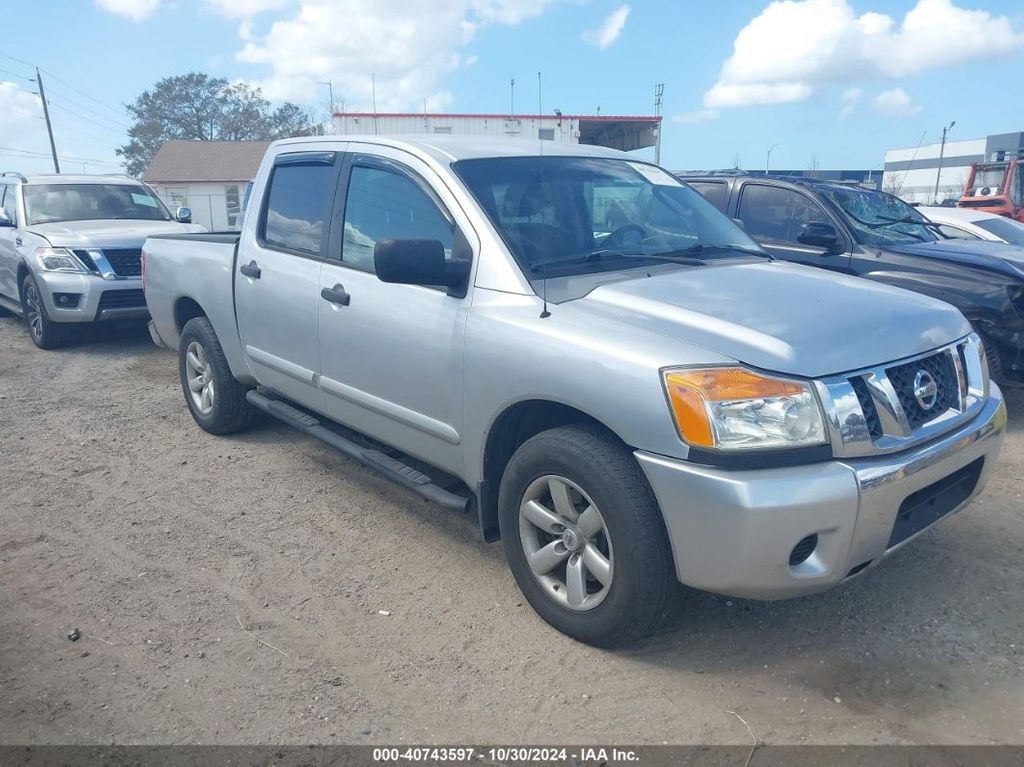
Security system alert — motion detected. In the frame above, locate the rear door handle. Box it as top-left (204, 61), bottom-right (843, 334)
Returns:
top-left (240, 260), bottom-right (261, 279)
top-left (320, 284), bottom-right (350, 306)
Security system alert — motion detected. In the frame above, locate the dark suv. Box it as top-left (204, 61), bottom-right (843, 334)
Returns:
top-left (681, 173), bottom-right (1024, 383)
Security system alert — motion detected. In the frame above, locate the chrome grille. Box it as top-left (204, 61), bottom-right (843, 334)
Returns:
top-left (885, 350), bottom-right (959, 430)
top-left (817, 334), bottom-right (988, 458)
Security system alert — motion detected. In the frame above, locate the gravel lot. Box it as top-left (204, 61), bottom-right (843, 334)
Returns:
top-left (0, 313), bottom-right (1022, 746)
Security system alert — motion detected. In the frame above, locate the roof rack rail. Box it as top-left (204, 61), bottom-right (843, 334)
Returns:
top-left (1, 171), bottom-right (27, 181)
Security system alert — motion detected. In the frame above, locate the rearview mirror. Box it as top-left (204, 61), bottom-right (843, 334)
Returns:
top-left (374, 238), bottom-right (469, 297)
top-left (797, 221), bottom-right (839, 249)
top-left (175, 206), bottom-right (192, 224)
top-left (0, 209), bottom-right (13, 227)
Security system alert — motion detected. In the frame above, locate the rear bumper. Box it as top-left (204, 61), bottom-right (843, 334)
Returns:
top-left (636, 385), bottom-right (1006, 600)
top-left (35, 271), bottom-right (148, 323)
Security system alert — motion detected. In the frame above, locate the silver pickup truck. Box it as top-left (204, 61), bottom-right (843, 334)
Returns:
top-left (143, 136), bottom-right (1006, 647)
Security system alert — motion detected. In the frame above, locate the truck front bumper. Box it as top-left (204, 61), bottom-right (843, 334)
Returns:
top-left (636, 385), bottom-right (1006, 600)
top-left (36, 271), bottom-right (148, 324)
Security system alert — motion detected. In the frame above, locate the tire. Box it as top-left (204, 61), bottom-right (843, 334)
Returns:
top-left (178, 316), bottom-right (255, 434)
top-left (20, 273), bottom-right (76, 350)
top-left (498, 424), bottom-right (678, 648)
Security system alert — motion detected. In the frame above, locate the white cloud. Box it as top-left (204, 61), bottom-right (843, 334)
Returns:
top-left (94, 0), bottom-right (160, 21)
top-left (839, 87), bottom-right (861, 118)
top-left (873, 87), bottom-right (921, 116)
top-left (702, 0), bottom-right (1024, 109)
top-left (582, 5), bottom-right (630, 50)
top-left (234, 0), bottom-right (555, 110)
top-left (674, 109), bottom-right (719, 125)
top-left (0, 82), bottom-right (43, 149)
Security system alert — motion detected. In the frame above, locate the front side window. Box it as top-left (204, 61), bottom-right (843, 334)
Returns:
top-left (262, 159), bottom-right (337, 256)
top-left (736, 184), bottom-right (828, 244)
top-left (454, 156), bottom-right (762, 278)
top-left (342, 164), bottom-right (454, 274)
top-left (23, 183), bottom-right (171, 225)
top-left (937, 224), bottom-right (979, 240)
top-left (817, 185), bottom-right (938, 246)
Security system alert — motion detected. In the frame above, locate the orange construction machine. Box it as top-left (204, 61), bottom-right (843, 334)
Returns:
top-left (959, 158), bottom-right (1024, 222)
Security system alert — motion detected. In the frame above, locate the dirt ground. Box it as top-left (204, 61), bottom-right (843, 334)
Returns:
top-left (0, 313), bottom-right (1022, 747)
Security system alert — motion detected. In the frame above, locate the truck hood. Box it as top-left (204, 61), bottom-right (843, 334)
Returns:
top-left (885, 239), bottom-right (1024, 280)
top-left (567, 260), bottom-right (970, 378)
top-left (27, 219), bottom-right (205, 248)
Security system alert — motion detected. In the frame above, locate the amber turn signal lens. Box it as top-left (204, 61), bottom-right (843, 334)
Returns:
top-left (663, 368), bottom-right (809, 448)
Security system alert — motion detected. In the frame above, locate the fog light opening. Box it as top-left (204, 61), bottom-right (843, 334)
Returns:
top-left (789, 534), bottom-right (818, 567)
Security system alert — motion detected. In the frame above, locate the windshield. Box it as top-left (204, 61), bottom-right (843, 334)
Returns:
top-left (976, 216), bottom-right (1024, 246)
top-left (968, 167), bottom-right (1007, 196)
top-left (818, 186), bottom-right (939, 245)
top-left (24, 183), bottom-right (171, 225)
top-left (452, 156), bottom-right (763, 277)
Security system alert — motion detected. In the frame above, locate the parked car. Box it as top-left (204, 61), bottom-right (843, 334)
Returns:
top-left (144, 137), bottom-right (1005, 646)
top-left (918, 205), bottom-right (1024, 246)
top-left (682, 173), bottom-right (1024, 383)
top-left (0, 172), bottom-right (203, 349)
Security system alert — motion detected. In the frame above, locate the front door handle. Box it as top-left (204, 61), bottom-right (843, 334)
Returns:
top-left (321, 284), bottom-right (350, 306)
top-left (240, 260), bottom-right (261, 279)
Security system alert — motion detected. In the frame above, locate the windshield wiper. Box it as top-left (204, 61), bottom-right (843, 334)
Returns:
top-left (530, 248), bottom-right (707, 274)
top-left (844, 211), bottom-right (930, 241)
top-left (660, 243), bottom-right (772, 260)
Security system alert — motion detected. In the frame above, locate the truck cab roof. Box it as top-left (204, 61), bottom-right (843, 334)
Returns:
top-left (269, 134), bottom-right (633, 165)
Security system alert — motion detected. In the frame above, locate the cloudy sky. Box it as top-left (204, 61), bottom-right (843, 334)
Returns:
top-left (1, 0), bottom-right (1022, 175)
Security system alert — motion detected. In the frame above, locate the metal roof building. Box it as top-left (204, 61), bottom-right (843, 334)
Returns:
top-left (332, 112), bottom-right (663, 159)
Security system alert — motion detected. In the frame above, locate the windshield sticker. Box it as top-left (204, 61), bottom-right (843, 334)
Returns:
top-left (132, 193), bottom-right (158, 207)
top-left (627, 162), bottom-right (682, 187)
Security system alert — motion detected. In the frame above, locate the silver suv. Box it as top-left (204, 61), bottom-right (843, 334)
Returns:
top-left (0, 172), bottom-right (202, 349)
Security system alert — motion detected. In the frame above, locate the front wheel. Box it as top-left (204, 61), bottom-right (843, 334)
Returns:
top-left (178, 316), bottom-right (255, 434)
top-left (20, 273), bottom-right (75, 350)
top-left (498, 424), bottom-right (679, 647)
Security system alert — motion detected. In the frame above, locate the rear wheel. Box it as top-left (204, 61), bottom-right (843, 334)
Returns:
top-left (178, 316), bottom-right (255, 434)
top-left (498, 424), bottom-right (678, 647)
top-left (20, 273), bottom-right (75, 350)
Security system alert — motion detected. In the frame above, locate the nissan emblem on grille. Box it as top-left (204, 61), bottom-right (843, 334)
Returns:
top-left (913, 369), bottom-right (939, 411)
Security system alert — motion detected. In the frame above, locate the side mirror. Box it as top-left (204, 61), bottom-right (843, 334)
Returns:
top-left (374, 238), bottom-right (469, 297)
top-left (797, 221), bottom-right (839, 249)
top-left (175, 206), bottom-right (192, 224)
top-left (0, 209), bottom-right (13, 227)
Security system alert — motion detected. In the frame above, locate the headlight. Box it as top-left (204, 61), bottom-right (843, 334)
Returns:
top-left (35, 247), bottom-right (88, 273)
top-left (663, 367), bottom-right (827, 450)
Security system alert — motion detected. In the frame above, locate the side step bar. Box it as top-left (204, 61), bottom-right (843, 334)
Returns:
top-left (245, 390), bottom-right (470, 513)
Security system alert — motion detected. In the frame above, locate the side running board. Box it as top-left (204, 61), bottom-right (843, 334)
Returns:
top-left (245, 390), bottom-right (470, 513)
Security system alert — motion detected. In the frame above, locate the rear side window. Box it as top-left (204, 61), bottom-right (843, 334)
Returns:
top-left (937, 224), bottom-right (979, 240)
top-left (262, 158), bottom-right (337, 256)
top-left (341, 165), bottom-right (454, 274)
top-left (686, 181), bottom-right (728, 212)
top-left (736, 184), bottom-right (827, 244)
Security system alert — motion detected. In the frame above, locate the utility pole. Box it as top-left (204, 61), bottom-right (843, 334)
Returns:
top-left (654, 83), bottom-right (664, 165)
top-left (371, 73), bottom-right (378, 135)
top-left (933, 120), bottom-right (956, 203)
top-left (766, 143), bottom-right (778, 175)
top-left (34, 68), bottom-right (60, 174)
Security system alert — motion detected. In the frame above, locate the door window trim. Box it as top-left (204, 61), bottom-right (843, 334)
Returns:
top-left (256, 150), bottom-right (341, 262)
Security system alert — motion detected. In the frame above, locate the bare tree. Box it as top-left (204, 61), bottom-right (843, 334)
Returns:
top-left (732, 153), bottom-right (742, 170)
top-left (808, 154), bottom-right (821, 178)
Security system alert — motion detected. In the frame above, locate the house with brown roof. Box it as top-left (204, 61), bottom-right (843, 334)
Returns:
top-left (143, 140), bottom-right (269, 230)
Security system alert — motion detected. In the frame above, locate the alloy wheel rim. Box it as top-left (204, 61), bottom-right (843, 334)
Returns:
top-left (24, 284), bottom-right (42, 340)
top-left (518, 475), bottom-right (614, 611)
top-left (184, 341), bottom-right (215, 415)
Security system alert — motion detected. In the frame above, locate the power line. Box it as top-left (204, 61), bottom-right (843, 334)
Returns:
top-left (0, 145), bottom-right (123, 166)
top-left (0, 49), bottom-right (128, 119)
top-left (48, 102), bottom-right (127, 137)
top-left (0, 65), bottom-right (32, 81)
